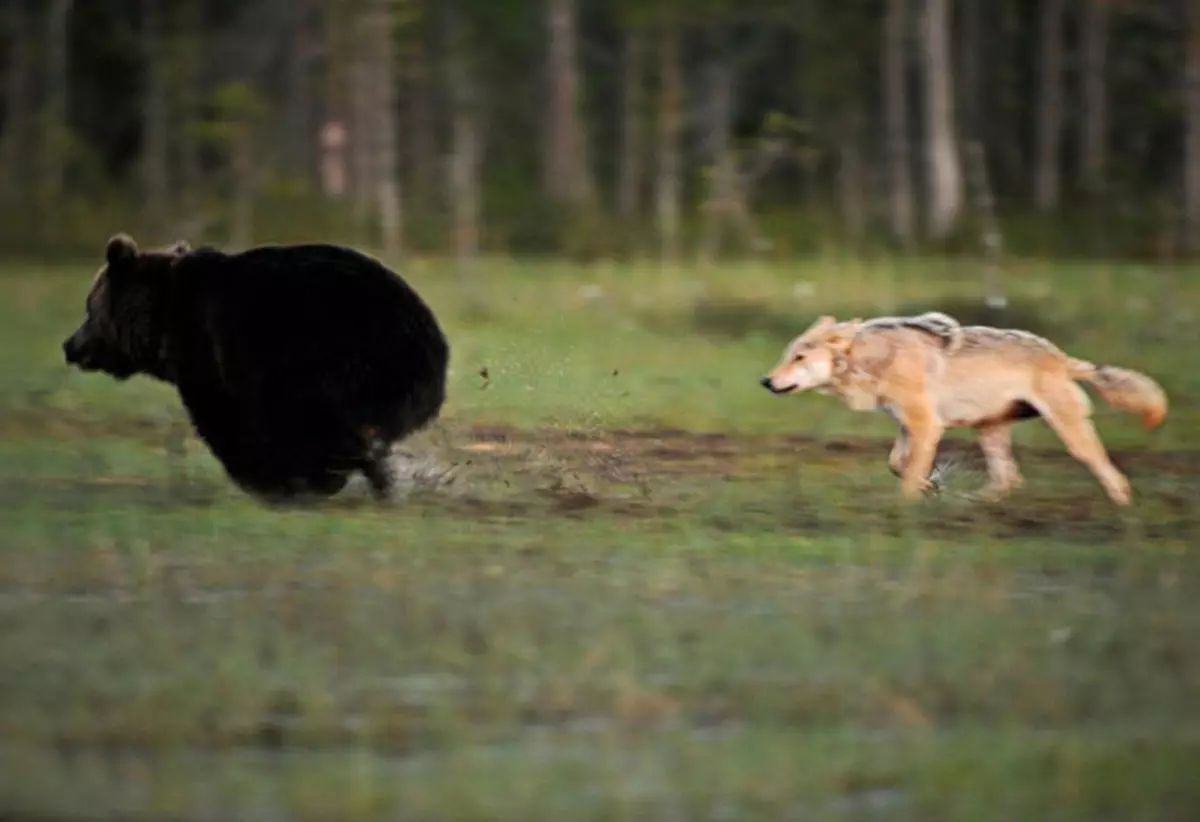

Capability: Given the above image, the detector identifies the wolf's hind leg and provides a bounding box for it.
[975,422,1024,501]
[887,427,909,478]
[1032,382,1132,506]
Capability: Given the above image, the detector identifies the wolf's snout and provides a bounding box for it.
[760,376,792,395]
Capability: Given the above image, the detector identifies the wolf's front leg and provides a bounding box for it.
[898,411,944,500]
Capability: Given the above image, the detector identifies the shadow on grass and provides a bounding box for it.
[0,478,227,511]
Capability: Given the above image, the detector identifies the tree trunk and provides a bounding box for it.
[142,0,170,230]
[231,128,254,250]
[283,0,315,183]
[408,36,436,206]
[883,0,915,246]
[1184,2,1200,255]
[1079,0,1109,195]
[965,140,1007,308]
[1034,0,1066,211]
[544,0,593,204]
[0,0,33,204]
[42,0,75,205]
[617,26,647,221]
[364,0,402,261]
[656,16,682,263]
[174,0,204,214]
[446,6,480,274]
[921,0,963,239]
[349,44,373,236]
[959,0,983,140]
[837,106,866,245]
[699,44,734,264]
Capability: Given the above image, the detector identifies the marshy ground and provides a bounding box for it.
[0,256,1197,821]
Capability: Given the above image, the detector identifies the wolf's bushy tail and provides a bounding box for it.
[1068,358,1168,430]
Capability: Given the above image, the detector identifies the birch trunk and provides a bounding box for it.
[446,6,481,274]
[656,17,682,263]
[884,0,915,246]
[544,0,593,204]
[0,0,33,203]
[364,0,403,260]
[42,0,75,204]
[142,0,170,228]
[1184,2,1200,254]
[617,26,647,221]
[1080,0,1109,194]
[1034,0,1066,211]
[921,0,963,239]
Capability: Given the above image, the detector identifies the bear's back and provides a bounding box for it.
[170,242,448,419]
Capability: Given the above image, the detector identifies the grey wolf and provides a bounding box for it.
[759,311,1167,506]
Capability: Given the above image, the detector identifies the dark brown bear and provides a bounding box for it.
[62,234,450,504]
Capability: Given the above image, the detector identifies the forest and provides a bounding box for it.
[0,0,1196,262]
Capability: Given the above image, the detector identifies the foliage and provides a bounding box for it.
[0,0,1196,258]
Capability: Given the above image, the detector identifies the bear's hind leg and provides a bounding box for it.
[358,430,396,502]
[361,458,395,501]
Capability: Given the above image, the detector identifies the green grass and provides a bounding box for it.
[0,253,1198,821]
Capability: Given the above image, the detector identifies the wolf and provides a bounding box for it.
[759,311,1168,506]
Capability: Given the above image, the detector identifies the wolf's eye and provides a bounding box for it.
[792,353,806,363]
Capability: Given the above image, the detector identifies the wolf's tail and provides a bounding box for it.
[1068,358,1169,430]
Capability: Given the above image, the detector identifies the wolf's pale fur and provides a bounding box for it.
[760,312,1169,506]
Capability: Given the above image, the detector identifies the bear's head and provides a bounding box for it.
[62,233,191,383]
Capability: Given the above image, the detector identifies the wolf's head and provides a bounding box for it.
[759,315,861,396]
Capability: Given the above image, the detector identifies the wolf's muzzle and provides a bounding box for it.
[759,377,793,395]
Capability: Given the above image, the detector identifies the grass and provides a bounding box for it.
[0,252,1198,821]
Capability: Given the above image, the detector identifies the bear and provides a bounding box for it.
[62,233,450,504]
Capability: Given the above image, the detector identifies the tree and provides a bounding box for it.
[1185,0,1200,254]
[697,28,736,262]
[1034,0,1066,211]
[0,0,33,204]
[544,0,595,206]
[172,0,205,215]
[358,0,404,261]
[445,2,481,274]
[920,0,963,239]
[617,24,647,221]
[1079,0,1109,194]
[41,0,75,206]
[655,9,682,263]
[142,0,170,229]
[281,0,317,183]
[884,0,915,246]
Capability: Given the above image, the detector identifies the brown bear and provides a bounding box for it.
[62,233,450,504]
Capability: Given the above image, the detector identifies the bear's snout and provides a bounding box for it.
[62,334,83,365]
[62,329,103,371]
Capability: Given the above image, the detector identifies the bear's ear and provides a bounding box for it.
[105,233,139,265]
[169,240,191,255]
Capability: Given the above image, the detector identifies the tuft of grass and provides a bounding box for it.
[0,255,1198,821]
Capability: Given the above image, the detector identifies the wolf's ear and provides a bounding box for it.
[798,315,838,342]
[106,233,139,265]
[825,320,862,351]
[169,239,191,255]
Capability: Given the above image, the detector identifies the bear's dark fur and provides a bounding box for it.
[63,234,450,503]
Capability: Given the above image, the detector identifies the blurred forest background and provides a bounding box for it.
[0,0,1197,265]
